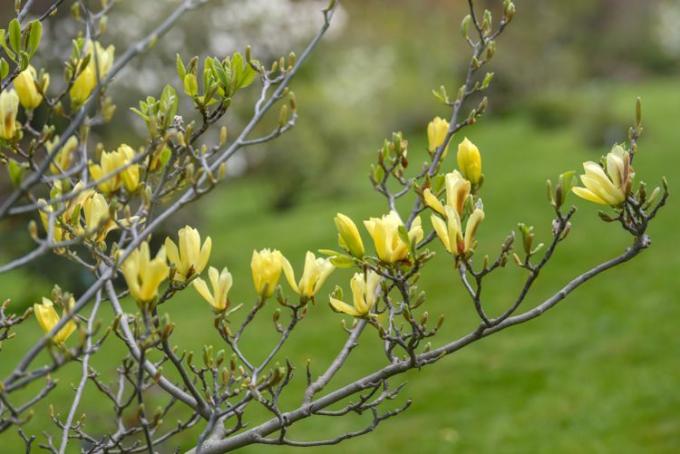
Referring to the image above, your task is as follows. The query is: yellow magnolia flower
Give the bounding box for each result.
[334,213,365,257]
[82,191,117,242]
[427,116,450,154]
[121,242,169,304]
[431,206,484,257]
[282,251,335,298]
[70,41,115,105]
[363,211,423,263]
[329,270,381,317]
[457,137,482,185]
[572,145,632,206]
[47,135,79,174]
[89,144,140,194]
[423,170,471,216]
[14,65,46,110]
[34,297,77,345]
[0,89,19,140]
[251,249,285,298]
[165,226,212,281]
[193,266,233,311]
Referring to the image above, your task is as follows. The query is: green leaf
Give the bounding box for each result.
[183,73,198,97]
[318,248,343,257]
[0,29,14,61]
[129,107,149,121]
[27,20,42,57]
[160,84,178,127]
[175,54,186,80]
[238,64,256,89]
[329,255,355,269]
[397,225,410,247]
[8,19,21,53]
[18,50,29,71]
[231,51,244,86]
[0,58,8,79]
[559,170,576,195]
[7,159,26,188]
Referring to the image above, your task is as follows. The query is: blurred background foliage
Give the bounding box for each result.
[0,0,679,452]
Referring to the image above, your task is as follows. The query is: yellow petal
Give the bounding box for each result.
[329,297,361,317]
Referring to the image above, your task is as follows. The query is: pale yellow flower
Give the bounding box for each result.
[34,297,77,345]
[251,249,285,297]
[423,170,471,216]
[193,266,233,311]
[572,145,632,206]
[334,213,364,257]
[165,226,212,281]
[329,270,381,317]
[121,242,169,304]
[363,211,423,263]
[457,137,482,185]
[282,251,334,298]
[431,206,484,257]
[14,65,46,110]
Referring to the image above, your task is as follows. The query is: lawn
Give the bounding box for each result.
[1,77,678,452]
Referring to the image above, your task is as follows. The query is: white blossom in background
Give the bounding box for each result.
[655,0,680,56]
[321,46,395,108]
[38,0,346,95]
[109,0,347,93]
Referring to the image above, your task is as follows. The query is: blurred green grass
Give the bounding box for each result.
[1,77,678,452]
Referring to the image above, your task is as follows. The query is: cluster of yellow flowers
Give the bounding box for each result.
[36,182,121,248]
[0,40,113,145]
[89,144,140,194]
[119,228,336,312]
[326,121,486,317]
[32,108,641,343]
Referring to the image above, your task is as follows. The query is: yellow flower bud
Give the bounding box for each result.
[82,191,117,242]
[70,41,115,105]
[34,297,77,345]
[48,135,79,174]
[427,116,450,153]
[457,137,482,185]
[121,242,169,304]
[70,65,96,106]
[193,266,232,311]
[251,249,285,298]
[165,226,212,281]
[14,65,45,110]
[329,270,381,317]
[0,89,19,140]
[572,145,632,207]
[334,213,364,257]
[282,251,334,298]
[363,211,423,263]
[431,206,484,257]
